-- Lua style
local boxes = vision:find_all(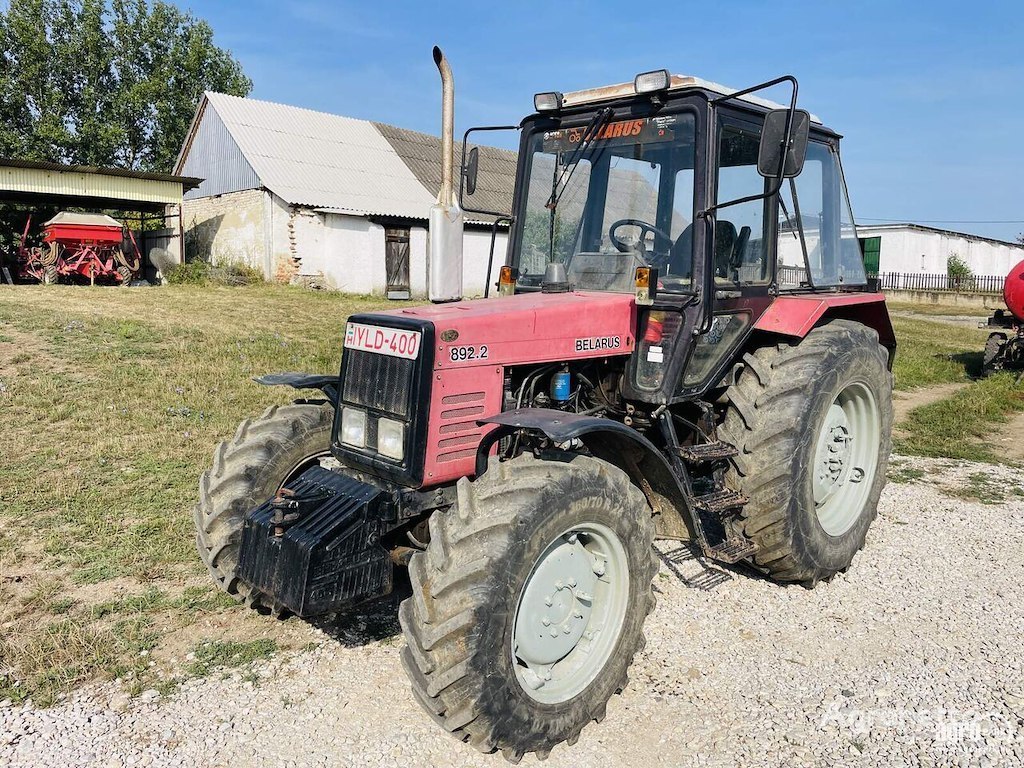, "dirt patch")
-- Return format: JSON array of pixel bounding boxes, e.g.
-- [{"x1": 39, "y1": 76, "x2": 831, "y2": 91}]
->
[
  {"x1": 0, "y1": 323, "x2": 57, "y2": 381},
  {"x1": 893, "y1": 381, "x2": 971, "y2": 427},
  {"x1": 150, "y1": 608, "x2": 311, "y2": 669},
  {"x1": 982, "y1": 410, "x2": 1024, "y2": 463},
  {"x1": 66, "y1": 576, "x2": 148, "y2": 604}
]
